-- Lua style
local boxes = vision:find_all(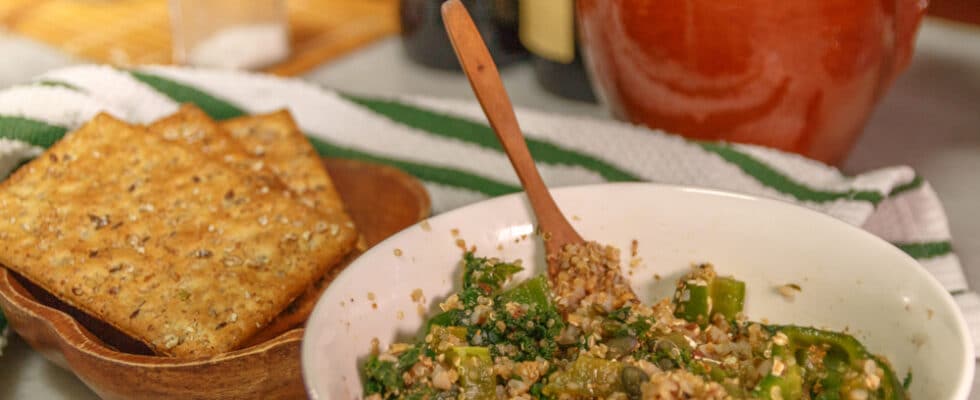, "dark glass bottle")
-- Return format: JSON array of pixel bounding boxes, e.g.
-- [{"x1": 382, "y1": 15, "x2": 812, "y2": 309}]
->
[
  {"x1": 531, "y1": 48, "x2": 595, "y2": 103},
  {"x1": 400, "y1": 0, "x2": 526, "y2": 71},
  {"x1": 520, "y1": 0, "x2": 596, "y2": 102}
]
